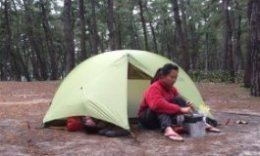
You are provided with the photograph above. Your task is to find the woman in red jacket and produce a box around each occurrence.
[138,63,193,141]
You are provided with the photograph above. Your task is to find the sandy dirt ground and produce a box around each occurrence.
[0,82,260,156]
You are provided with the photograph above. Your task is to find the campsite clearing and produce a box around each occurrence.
[0,82,260,156]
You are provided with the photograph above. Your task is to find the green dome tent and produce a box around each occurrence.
[43,50,213,130]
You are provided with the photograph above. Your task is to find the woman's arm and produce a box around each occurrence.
[146,87,181,114]
[172,86,194,109]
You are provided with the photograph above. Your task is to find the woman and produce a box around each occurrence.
[138,63,219,141]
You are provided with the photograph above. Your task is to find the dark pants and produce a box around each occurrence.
[139,97,187,130]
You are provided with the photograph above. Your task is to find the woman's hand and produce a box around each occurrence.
[186,101,193,107]
[180,107,193,114]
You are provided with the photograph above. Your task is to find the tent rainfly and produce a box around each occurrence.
[43,50,214,130]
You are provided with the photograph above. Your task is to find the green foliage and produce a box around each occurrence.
[0,0,250,81]
[188,70,244,83]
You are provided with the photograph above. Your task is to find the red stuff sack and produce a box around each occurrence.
[67,116,84,132]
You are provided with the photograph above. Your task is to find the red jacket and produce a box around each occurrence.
[138,80,181,116]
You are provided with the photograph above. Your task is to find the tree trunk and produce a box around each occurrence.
[64,0,75,75]
[244,0,253,88]
[234,1,244,73]
[40,0,59,80]
[90,0,99,54]
[171,0,190,71]
[128,1,140,49]
[116,13,122,49]
[138,0,149,51]
[179,0,190,65]
[12,0,31,81]
[86,17,93,55]
[144,3,158,53]
[236,16,244,71]
[205,32,209,74]
[164,19,175,59]
[189,25,199,70]
[2,0,12,80]
[249,0,260,96]
[4,0,20,80]
[100,31,105,52]
[223,0,235,82]
[244,40,252,88]
[23,0,48,80]
[4,0,30,80]
[129,23,140,49]
[78,0,87,60]
[107,0,118,50]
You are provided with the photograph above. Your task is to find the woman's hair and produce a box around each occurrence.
[151,63,179,84]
